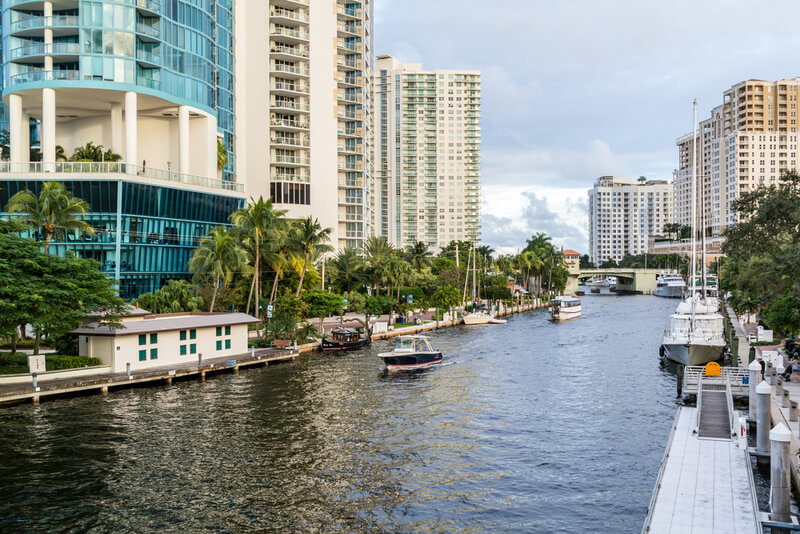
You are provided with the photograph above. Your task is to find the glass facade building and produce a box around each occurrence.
[0,177,243,298]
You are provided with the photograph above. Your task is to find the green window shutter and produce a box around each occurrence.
[180,345,187,355]
[139,349,146,361]
[138,334,146,345]
[216,340,222,351]
[150,333,158,344]
[216,327,222,336]
[190,343,196,354]
[190,329,196,340]
[225,325,231,336]
[180,330,187,341]
[150,348,158,359]
[225,339,231,350]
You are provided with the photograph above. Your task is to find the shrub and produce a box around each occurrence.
[0,352,100,374]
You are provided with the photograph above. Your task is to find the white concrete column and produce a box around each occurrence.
[42,88,56,169]
[110,102,123,156]
[207,116,218,180]
[44,2,53,72]
[178,105,190,174]
[20,112,30,161]
[8,94,23,164]
[770,423,792,523]
[125,91,137,169]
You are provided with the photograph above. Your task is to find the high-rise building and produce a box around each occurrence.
[373,55,480,250]
[235,0,373,249]
[588,176,673,265]
[675,78,800,236]
[0,0,245,297]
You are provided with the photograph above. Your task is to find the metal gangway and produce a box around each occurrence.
[694,363,736,440]
[684,365,750,397]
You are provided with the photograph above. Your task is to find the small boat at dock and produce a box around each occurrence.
[462,311,491,325]
[378,335,443,370]
[321,326,371,351]
[549,296,581,321]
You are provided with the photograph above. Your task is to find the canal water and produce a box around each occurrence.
[0,295,680,533]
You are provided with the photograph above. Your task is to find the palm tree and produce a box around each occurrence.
[6,181,94,253]
[230,197,286,316]
[405,241,432,272]
[70,141,120,162]
[331,247,365,292]
[188,227,246,311]
[364,236,393,295]
[217,139,228,171]
[288,216,333,297]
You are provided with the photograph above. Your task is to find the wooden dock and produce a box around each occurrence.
[0,348,299,407]
[642,407,758,533]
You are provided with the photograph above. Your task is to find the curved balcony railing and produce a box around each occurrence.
[136,77,161,90]
[0,162,243,193]
[136,23,160,38]
[135,0,161,13]
[8,42,80,61]
[9,69,80,85]
[136,49,161,65]
[9,15,80,34]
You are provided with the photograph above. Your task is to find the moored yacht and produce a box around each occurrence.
[549,296,581,321]
[655,271,686,298]
[378,335,443,370]
[462,311,491,325]
[661,295,726,365]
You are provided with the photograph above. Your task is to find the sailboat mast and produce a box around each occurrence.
[472,242,477,301]
[690,100,698,325]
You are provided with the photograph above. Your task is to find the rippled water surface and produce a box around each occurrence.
[0,295,680,533]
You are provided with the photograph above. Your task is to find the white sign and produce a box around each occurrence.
[28,355,46,374]
[267,311,273,318]
[267,305,274,312]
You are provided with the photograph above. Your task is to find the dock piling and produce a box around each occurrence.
[776,377,784,403]
[31,372,37,389]
[749,359,761,419]
[126,363,131,379]
[676,364,683,397]
[783,389,791,409]
[770,423,793,523]
[101,386,108,395]
[757,380,772,455]
[790,401,798,423]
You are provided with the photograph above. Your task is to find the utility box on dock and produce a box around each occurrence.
[27,355,45,374]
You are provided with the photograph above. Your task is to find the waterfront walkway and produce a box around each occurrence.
[644,407,757,533]
[0,348,297,406]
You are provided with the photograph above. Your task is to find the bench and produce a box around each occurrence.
[272,339,292,349]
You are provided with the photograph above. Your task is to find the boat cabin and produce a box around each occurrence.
[551,296,580,309]
[394,336,434,353]
[331,328,362,342]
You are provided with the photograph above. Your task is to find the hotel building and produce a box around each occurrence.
[235,0,374,249]
[675,78,800,236]
[373,55,480,250]
[0,0,245,297]
[588,176,673,265]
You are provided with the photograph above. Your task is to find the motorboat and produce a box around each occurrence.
[655,271,686,298]
[549,296,581,321]
[378,335,443,370]
[488,316,507,324]
[321,326,371,351]
[462,311,491,325]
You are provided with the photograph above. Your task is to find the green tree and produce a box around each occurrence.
[6,181,94,253]
[579,254,595,269]
[405,241,432,272]
[217,138,228,171]
[302,289,344,335]
[189,227,247,312]
[288,216,333,297]
[70,141,121,162]
[136,280,204,314]
[329,247,365,292]
[364,236,393,295]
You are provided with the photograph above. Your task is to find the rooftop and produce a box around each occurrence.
[72,312,259,336]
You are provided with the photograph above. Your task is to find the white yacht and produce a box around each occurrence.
[462,311,491,325]
[549,296,581,321]
[654,271,686,298]
[661,295,726,365]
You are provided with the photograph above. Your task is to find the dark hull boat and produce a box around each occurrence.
[321,327,371,351]
[378,335,442,370]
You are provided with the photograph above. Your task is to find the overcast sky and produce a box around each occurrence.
[374,0,800,254]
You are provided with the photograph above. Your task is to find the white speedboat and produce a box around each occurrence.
[488,316,507,324]
[463,311,491,325]
[655,271,686,298]
[378,335,443,370]
[549,296,581,321]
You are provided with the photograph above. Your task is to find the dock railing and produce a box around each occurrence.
[725,374,736,435]
[696,374,704,432]
[684,365,750,396]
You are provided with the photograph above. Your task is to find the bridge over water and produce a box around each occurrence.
[578,268,661,294]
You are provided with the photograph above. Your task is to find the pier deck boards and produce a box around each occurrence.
[698,386,732,439]
[644,407,757,534]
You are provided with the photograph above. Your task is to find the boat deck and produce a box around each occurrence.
[643,407,758,534]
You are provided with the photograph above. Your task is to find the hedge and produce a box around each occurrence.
[0,352,102,375]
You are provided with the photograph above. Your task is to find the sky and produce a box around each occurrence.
[374,0,800,255]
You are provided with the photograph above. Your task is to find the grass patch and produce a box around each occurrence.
[0,352,101,375]
[750,339,783,346]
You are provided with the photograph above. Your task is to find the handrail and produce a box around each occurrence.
[696,374,704,433]
[725,374,735,436]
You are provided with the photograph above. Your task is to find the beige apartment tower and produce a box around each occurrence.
[235,0,373,249]
[373,55,481,250]
[675,78,800,236]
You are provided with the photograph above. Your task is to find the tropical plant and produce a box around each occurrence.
[188,227,247,311]
[136,280,204,314]
[364,236,393,295]
[405,241,432,272]
[287,216,333,297]
[329,247,365,292]
[217,138,228,171]
[5,181,94,253]
[70,141,121,162]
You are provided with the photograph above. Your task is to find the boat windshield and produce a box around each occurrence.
[394,340,414,350]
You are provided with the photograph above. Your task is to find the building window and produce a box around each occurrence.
[139,349,146,361]
[216,340,222,351]
[225,339,231,350]
[180,330,187,341]
[150,348,158,360]
[139,334,146,345]
[216,327,222,336]
[190,329,196,340]
[225,325,231,336]
[180,345,187,356]
[150,333,158,344]
[190,344,197,354]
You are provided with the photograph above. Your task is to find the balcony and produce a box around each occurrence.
[270,172,309,183]
[270,44,309,59]
[336,5,362,18]
[270,100,309,112]
[9,15,80,36]
[9,69,79,85]
[270,63,310,79]
[136,48,161,67]
[270,82,309,95]
[8,42,80,62]
[137,23,160,40]
[272,154,310,166]
[0,161,243,192]
[270,7,309,23]
[270,118,309,130]
[270,136,309,148]
[137,77,161,90]
[135,0,161,15]
[270,26,310,43]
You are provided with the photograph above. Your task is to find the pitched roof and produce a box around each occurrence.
[563,249,581,256]
[71,312,259,336]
